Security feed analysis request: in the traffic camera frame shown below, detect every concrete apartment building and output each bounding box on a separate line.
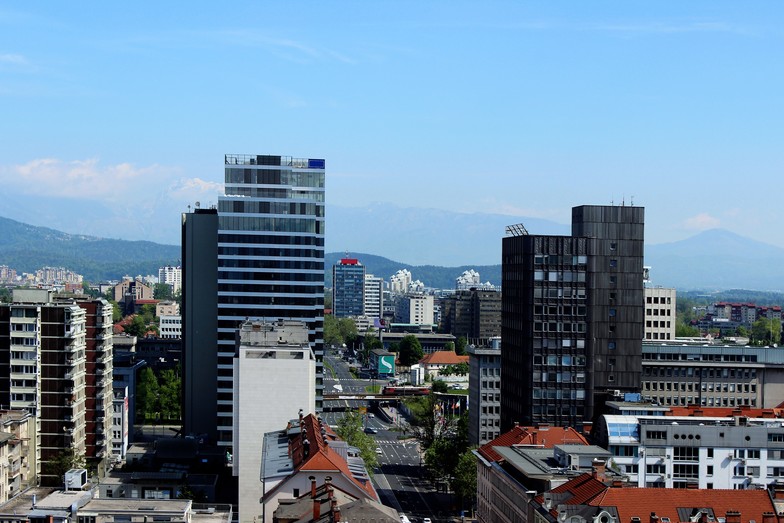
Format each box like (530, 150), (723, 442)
(0, 289), (114, 485)
(440, 289), (501, 342)
(501, 205), (645, 429)
(644, 287), (676, 341)
(0, 410), (35, 502)
(363, 274), (384, 320)
(395, 294), (434, 327)
(158, 265), (182, 294)
(468, 342), (502, 445)
(641, 343), (784, 408)
(233, 320), (315, 523)
(183, 154), (325, 449)
(159, 315), (182, 339)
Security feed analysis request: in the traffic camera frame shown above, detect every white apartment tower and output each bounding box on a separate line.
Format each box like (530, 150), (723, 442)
(158, 266), (182, 294)
(363, 275), (384, 319)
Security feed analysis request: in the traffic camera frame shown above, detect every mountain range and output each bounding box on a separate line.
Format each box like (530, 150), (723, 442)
(1, 212), (783, 292)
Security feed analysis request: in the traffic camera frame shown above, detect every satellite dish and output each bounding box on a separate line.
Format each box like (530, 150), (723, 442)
(195, 201), (201, 208)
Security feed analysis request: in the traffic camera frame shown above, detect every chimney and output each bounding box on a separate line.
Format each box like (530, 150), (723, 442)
(773, 483), (784, 500)
(650, 512), (659, 523)
(310, 476), (317, 498)
(762, 512), (776, 523)
(332, 498), (341, 523)
(700, 511), (708, 523)
(299, 408), (304, 422)
(725, 511), (741, 523)
(531, 432), (537, 445)
(592, 459), (606, 482)
(313, 498), (321, 521)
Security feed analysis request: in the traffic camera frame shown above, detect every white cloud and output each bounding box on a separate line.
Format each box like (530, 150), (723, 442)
(683, 213), (721, 231)
(168, 177), (223, 206)
(2, 158), (178, 201)
(0, 53), (26, 64)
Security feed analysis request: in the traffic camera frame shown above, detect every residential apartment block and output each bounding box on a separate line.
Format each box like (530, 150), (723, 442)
(440, 289), (501, 342)
(0, 289), (113, 485)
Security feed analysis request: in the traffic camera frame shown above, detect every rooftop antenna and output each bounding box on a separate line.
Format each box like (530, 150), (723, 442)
(195, 201), (201, 209)
(630, 195), (635, 205)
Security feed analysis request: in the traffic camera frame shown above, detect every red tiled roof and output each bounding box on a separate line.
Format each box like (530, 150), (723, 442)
(667, 406), (784, 418)
(419, 351), (469, 366)
(535, 473), (607, 515)
(478, 425), (589, 462)
(589, 486), (777, 523)
(283, 413), (377, 500)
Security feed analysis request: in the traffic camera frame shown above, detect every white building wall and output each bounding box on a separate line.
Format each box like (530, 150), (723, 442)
(363, 275), (384, 319)
(644, 287), (676, 341)
(233, 321), (315, 523)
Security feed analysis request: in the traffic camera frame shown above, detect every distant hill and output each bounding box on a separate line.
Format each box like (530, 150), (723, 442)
(3, 213), (784, 292)
(0, 216), (180, 282)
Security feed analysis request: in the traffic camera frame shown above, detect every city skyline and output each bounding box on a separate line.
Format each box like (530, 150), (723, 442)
(1, 3), (783, 256)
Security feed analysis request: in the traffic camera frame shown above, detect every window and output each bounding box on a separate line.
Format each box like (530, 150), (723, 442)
(610, 259), (618, 268)
(293, 488), (300, 497)
(707, 465), (714, 476)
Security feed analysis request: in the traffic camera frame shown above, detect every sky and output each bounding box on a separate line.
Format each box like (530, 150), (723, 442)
(0, 2), (783, 254)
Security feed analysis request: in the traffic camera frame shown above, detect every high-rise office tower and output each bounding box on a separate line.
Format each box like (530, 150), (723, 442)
(332, 257), (365, 318)
(182, 154), (325, 447)
(501, 205), (644, 429)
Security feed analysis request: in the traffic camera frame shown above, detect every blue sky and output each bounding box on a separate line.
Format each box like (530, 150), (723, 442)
(0, 2), (782, 254)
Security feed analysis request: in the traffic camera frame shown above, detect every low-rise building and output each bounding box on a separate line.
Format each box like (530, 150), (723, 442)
(593, 408), (784, 489)
(641, 343), (784, 408)
(261, 412), (377, 523)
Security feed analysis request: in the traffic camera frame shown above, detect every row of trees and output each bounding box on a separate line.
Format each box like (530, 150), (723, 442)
(137, 366), (181, 422)
(334, 411), (379, 471)
(405, 394), (476, 509)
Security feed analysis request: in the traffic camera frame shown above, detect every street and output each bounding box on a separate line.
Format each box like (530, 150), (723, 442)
(323, 351), (456, 522)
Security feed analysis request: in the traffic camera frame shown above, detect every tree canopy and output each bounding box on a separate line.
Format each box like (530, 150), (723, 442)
(398, 335), (424, 367)
(334, 412), (378, 471)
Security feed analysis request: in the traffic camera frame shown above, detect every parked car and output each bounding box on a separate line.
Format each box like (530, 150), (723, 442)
(364, 427), (377, 434)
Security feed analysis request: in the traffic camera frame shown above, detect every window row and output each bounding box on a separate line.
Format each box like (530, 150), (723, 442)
(533, 288), (587, 300)
(534, 255), (587, 266)
(533, 371), (587, 383)
(218, 216), (324, 234)
(643, 381), (756, 393)
(534, 355), (587, 367)
(534, 305), (587, 316)
(643, 366), (756, 379)
(533, 388), (586, 400)
(534, 322), (586, 333)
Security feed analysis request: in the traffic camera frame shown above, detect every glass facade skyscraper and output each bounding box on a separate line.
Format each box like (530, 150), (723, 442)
(183, 154), (325, 447)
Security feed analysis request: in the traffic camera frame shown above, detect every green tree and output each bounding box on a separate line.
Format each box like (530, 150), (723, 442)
(335, 411), (378, 470)
(432, 379), (448, 393)
(676, 322), (700, 337)
(42, 449), (86, 487)
(154, 283), (173, 300)
(454, 362), (469, 376)
(0, 287), (11, 303)
(124, 315), (148, 337)
(452, 450), (478, 508)
(736, 326), (750, 338)
(751, 318), (782, 346)
(158, 367), (181, 420)
(137, 367), (160, 421)
(443, 341), (455, 352)
(398, 335), (424, 367)
(140, 303), (158, 325)
(455, 336), (468, 356)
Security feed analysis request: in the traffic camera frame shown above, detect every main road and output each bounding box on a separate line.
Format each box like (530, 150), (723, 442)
(322, 351), (454, 522)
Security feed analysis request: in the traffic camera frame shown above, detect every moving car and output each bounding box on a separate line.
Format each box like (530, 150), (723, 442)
(364, 427), (377, 434)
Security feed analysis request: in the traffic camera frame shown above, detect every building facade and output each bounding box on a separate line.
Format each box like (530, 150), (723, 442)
(157, 266), (182, 294)
(332, 258), (365, 318)
(233, 320), (315, 523)
(468, 343), (502, 445)
(641, 343), (784, 408)
(0, 289), (113, 485)
(441, 289), (501, 342)
(501, 205), (645, 429)
(395, 294), (434, 326)
(363, 275), (384, 320)
(183, 154), (325, 448)
(644, 287), (676, 341)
